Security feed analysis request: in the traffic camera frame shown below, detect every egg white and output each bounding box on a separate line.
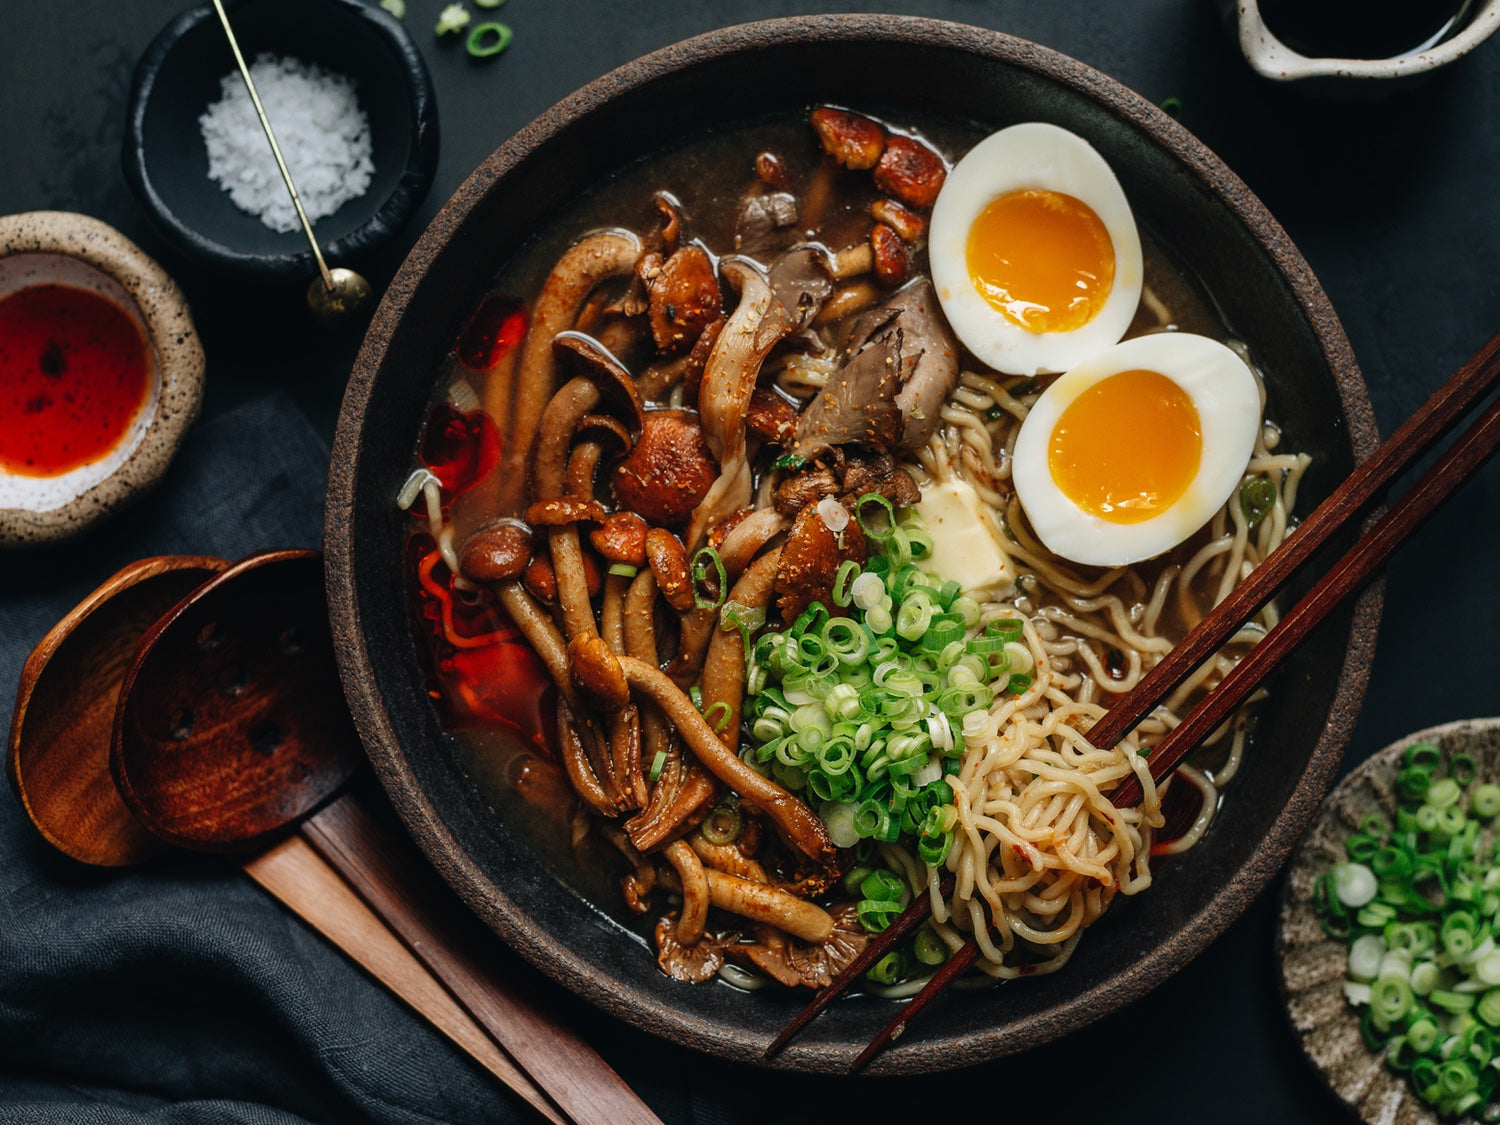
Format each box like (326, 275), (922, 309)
(929, 122), (1143, 376)
(1011, 333), (1263, 567)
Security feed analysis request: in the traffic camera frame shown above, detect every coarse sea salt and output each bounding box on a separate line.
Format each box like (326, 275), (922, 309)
(199, 53), (375, 234)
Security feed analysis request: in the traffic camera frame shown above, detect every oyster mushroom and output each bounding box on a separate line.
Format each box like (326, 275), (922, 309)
(689, 258), (795, 545)
(495, 229), (642, 512)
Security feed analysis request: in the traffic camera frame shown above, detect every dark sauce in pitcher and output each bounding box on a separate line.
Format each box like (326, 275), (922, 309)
(1259, 0), (1476, 59)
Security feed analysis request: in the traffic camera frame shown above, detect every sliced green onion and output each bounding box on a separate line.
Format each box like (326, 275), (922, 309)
(699, 800), (743, 846)
(379, 0), (407, 17)
(690, 546), (727, 610)
(912, 926), (950, 967)
(1239, 477), (1277, 528)
(607, 562), (638, 578)
(646, 749), (668, 782)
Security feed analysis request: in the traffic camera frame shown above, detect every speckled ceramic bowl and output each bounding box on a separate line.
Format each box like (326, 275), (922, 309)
(327, 16), (1382, 1074)
(1281, 718), (1500, 1124)
(1220, 0), (1500, 90)
(0, 211), (204, 548)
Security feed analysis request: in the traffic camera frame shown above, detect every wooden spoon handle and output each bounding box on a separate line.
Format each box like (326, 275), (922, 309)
(301, 793), (661, 1125)
(242, 836), (565, 1125)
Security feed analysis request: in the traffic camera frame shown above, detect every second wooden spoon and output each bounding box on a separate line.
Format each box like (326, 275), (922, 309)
(111, 549), (659, 1125)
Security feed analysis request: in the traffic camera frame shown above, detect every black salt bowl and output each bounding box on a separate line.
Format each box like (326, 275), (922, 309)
(122, 0), (439, 279)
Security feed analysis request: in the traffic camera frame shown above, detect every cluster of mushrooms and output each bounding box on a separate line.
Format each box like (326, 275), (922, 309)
(443, 108), (962, 984)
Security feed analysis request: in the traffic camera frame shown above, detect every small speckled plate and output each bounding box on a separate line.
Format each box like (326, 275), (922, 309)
(1280, 717), (1500, 1125)
(0, 211), (204, 548)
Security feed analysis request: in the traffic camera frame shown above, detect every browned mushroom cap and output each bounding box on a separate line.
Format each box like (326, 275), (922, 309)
(755, 151), (790, 190)
(523, 555), (558, 603)
(870, 223), (911, 288)
(809, 106), (885, 170)
(589, 511), (649, 566)
(775, 500), (868, 623)
(522, 552), (601, 601)
(645, 527), (694, 613)
(745, 386), (799, 444)
(552, 331), (645, 433)
(871, 198), (926, 242)
(873, 134), (948, 210)
(458, 518), (535, 583)
(569, 633), (631, 711)
(574, 413), (631, 452)
(646, 245), (722, 355)
(524, 495), (607, 527)
(613, 410), (718, 529)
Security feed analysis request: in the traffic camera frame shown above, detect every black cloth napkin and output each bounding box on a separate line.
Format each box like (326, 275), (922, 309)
(0, 395), (528, 1123)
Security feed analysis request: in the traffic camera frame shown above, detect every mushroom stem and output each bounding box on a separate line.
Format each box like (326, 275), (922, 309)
(700, 548), (781, 751)
(618, 656), (834, 866)
(664, 839), (709, 945)
(502, 229), (642, 513)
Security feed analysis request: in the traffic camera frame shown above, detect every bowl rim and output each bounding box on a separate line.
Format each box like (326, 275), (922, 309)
(0, 210), (204, 548)
(120, 0), (440, 278)
(326, 13), (1384, 1072)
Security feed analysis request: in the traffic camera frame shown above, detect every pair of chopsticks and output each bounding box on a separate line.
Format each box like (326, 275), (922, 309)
(768, 327), (1500, 1070)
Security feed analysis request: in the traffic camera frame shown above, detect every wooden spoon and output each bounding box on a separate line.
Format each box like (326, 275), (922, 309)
(8, 554), (226, 866)
(111, 549), (660, 1125)
(6, 554), (562, 1123)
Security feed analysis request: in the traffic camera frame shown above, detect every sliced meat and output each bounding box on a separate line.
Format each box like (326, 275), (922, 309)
(790, 324), (905, 461)
(766, 245), (833, 335)
(885, 279), (960, 449)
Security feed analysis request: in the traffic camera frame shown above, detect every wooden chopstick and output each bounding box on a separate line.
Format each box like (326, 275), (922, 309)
(768, 328), (1500, 1068)
(763, 874), (952, 1058)
(842, 374), (1500, 1071)
(1112, 385), (1500, 806)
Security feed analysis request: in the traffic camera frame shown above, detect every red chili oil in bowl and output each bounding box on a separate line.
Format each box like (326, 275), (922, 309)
(0, 283), (152, 478)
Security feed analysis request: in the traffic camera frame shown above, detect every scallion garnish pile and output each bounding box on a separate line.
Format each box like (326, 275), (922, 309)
(1315, 741), (1500, 1119)
(741, 498), (1030, 915)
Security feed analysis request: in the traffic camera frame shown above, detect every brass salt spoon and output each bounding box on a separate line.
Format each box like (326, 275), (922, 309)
(209, 0), (373, 324)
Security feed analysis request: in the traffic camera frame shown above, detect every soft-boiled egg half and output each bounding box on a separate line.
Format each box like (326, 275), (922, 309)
(1011, 333), (1262, 567)
(929, 122), (1143, 376)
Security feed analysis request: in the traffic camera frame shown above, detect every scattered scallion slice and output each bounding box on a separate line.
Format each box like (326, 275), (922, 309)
(466, 21), (513, 59)
(434, 3), (471, 36)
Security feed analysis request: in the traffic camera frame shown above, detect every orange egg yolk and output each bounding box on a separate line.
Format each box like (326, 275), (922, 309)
(965, 189), (1115, 334)
(1048, 369), (1201, 524)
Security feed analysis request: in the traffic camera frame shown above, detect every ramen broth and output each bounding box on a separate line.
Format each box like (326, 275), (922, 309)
(410, 109), (1275, 951)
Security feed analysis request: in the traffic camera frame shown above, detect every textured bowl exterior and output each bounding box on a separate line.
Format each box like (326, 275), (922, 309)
(121, 0), (439, 278)
(327, 16), (1382, 1074)
(1280, 718), (1500, 1125)
(0, 211), (203, 548)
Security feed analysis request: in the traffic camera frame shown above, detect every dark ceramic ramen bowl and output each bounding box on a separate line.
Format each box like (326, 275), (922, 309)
(326, 16), (1382, 1074)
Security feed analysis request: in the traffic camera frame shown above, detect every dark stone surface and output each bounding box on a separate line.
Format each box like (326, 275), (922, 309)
(3, 1), (1499, 1121)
